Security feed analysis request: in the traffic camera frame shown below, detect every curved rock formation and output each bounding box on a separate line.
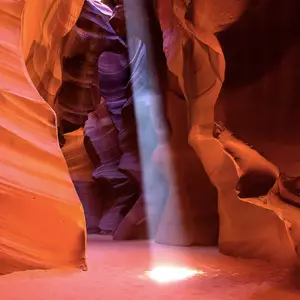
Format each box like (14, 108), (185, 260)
(2, 0), (300, 276)
(0, 0), (86, 274)
(23, 0), (85, 107)
(55, 0), (124, 131)
(84, 97), (140, 235)
(152, 0), (300, 267)
(61, 128), (103, 233)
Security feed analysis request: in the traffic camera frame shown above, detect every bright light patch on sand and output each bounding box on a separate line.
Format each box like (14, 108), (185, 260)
(146, 266), (204, 283)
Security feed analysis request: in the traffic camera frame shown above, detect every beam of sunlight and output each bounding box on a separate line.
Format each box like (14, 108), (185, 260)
(122, 0), (188, 275)
(123, 0), (182, 238)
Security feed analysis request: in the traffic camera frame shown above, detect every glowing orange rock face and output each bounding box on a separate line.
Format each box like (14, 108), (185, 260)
(2, 0), (300, 276)
(154, 0), (300, 267)
(0, 0), (86, 274)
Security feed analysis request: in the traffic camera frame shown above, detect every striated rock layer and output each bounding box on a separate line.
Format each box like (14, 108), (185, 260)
(61, 128), (103, 233)
(152, 0), (300, 267)
(0, 0), (86, 274)
(2, 0), (300, 275)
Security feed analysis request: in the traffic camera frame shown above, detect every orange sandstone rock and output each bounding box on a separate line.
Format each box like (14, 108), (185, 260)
(0, 0), (86, 274)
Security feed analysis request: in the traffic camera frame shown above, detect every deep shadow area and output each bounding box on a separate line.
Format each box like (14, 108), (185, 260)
(237, 171), (277, 198)
(218, 0), (300, 89)
(216, 0), (300, 145)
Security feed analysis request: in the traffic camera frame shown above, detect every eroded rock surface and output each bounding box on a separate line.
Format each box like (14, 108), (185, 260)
(0, 0), (86, 274)
(153, 0), (300, 266)
(2, 0), (300, 276)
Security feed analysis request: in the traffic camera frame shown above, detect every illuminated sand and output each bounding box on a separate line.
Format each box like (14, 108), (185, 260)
(1, 238), (300, 300)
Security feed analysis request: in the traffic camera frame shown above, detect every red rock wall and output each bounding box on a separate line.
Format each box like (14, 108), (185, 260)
(0, 0), (86, 274)
(216, 0), (300, 263)
(152, 0), (300, 267)
(2, 0), (300, 275)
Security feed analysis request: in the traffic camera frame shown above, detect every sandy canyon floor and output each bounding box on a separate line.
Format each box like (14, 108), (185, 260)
(1, 235), (300, 300)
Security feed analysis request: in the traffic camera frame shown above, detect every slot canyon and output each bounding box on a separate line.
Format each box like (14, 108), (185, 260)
(1, 0), (300, 298)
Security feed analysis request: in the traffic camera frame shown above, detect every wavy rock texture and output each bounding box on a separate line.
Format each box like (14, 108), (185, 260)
(61, 128), (103, 233)
(215, 0), (300, 266)
(84, 97), (140, 235)
(0, 0), (87, 274)
(55, 1), (141, 235)
(23, 0), (85, 107)
(62, 128), (95, 182)
(3, 0), (300, 276)
(55, 0), (124, 130)
(152, 0), (300, 267)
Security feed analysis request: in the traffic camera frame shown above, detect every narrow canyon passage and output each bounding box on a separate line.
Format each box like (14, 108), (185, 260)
(2, 0), (300, 298)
